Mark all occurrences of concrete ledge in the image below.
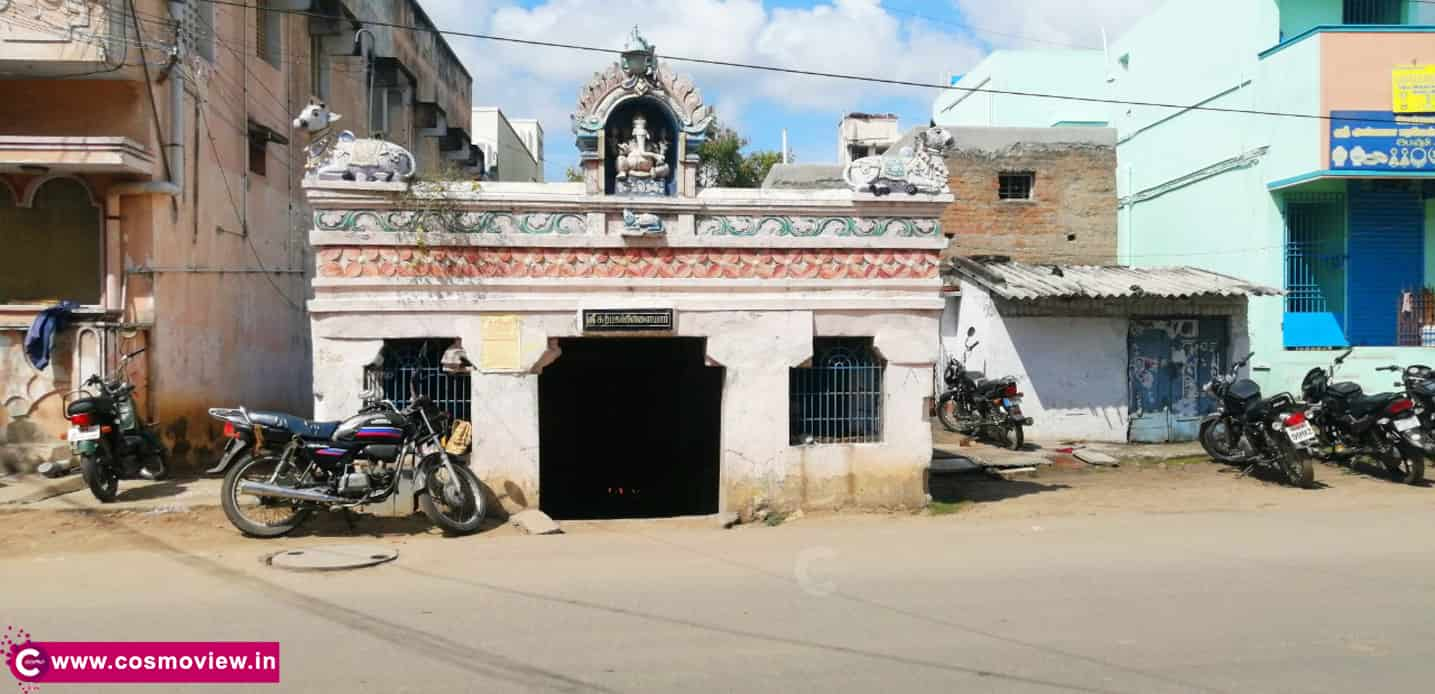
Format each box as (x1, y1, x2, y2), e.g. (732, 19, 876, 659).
(0, 475, 87, 505)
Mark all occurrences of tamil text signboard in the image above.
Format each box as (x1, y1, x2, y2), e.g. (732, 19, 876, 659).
(1329, 110, 1435, 171)
(581, 309, 674, 332)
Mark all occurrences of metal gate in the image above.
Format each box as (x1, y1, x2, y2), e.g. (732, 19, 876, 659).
(1128, 318, 1227, 443)
(1346, 182, 1424, 346)
(368, 339, 472, 422)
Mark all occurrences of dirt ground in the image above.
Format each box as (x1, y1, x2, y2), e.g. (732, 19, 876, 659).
(4, 449, 1432, 561)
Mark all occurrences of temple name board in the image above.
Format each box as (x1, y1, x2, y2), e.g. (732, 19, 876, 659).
(582, 309, 674, 332)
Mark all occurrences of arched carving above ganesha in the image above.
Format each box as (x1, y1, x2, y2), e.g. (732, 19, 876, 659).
(572, 27, 715, 141)
(572, 27, 715, 198)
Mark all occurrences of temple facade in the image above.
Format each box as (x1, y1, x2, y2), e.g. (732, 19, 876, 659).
(302, 29, 952, 518)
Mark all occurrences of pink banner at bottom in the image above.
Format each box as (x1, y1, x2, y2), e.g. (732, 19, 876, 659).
(8, 642, 280, 684)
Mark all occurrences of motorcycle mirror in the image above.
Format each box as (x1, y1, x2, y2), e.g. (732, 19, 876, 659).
(965, 327, 976, 338)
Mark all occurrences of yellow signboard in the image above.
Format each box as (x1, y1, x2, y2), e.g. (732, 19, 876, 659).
(1394, 65, 1435, 114)
(479, 315, 521, 371)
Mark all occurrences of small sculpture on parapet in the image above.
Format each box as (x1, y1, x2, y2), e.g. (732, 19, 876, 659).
(293, 101, 416, 183)
(843, 127, 953, 196)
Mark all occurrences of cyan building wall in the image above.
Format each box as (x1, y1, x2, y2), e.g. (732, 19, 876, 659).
(933, 50, 1109, 129)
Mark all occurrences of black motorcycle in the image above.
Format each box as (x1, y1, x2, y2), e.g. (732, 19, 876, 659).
(211, 389, 484, 537)
(936, 328, 1032, 450)
(1300, 350, 1425, 485)
(1394, 364, 1435, 447)
(63, 348, 168, 501)
(1198, 351, 1317, 488)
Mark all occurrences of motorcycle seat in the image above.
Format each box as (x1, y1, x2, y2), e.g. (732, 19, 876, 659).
(249, 411, 340, 441)
(1327, 381, 1363, 399)
(66, 396, 115, 417)
(1348, 392, 1401, 417)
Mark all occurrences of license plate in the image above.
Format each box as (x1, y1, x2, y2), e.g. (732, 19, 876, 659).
(1286, 422, 1317, 445)
(68, 426, 101, 442)
(1395, 417, 1420, 432)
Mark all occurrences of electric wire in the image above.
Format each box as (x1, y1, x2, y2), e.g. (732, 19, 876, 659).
(190, 0, 1427, 128)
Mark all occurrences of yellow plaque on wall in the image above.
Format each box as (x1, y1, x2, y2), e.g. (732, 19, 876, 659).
(480, 315, 521, 371)
(1394, 65, 1435, 114)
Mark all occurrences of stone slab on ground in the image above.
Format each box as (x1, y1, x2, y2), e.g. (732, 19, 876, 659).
(929, 456, 982, 474)
(267, 544, 398, 572)
(1074, 450, 1119, 466)
(0, 475, 87, 505)
(932, 443, 1047, 469)
(511, 509, 563, 535)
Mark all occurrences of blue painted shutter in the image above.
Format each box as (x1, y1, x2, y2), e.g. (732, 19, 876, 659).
(1346, 184, 1424, 346)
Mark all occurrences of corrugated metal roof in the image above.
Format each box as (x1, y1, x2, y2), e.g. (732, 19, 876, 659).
(945, 256, 1282, 301)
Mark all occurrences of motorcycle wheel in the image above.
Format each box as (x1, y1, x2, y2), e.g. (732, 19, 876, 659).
(1199, 418, 1243, 463)
(1280, 443, 1316, 489)
(1382, 442, 1425, 485)
(997, 423, 1024, 451)
(80, 440, 119, 503)
(418, 462, 485, 535)
(936, 398, 963, 433)
(221, 453, 311, 538)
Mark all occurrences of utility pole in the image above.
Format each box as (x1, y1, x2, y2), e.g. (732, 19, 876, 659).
(781, 128, 788, 164)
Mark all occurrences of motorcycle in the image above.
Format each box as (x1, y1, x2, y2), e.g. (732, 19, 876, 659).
(212, 389, 485, 537)
(936, 328, 1032, 450)
(1299, 350, 1426, 485)
(204, 405, 335, 477)
(1198, 351, 1317, 488)
(62, 348, 169, 501)
(1394, 363, 1435, 448)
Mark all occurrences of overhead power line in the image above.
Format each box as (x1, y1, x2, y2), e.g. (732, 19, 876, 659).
(191, 0, 1426, 127)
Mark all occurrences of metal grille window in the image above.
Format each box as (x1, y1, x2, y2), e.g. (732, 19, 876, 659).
(1343, 0, 1403, 24)
(1283, 193, 1345, 315)
(998, 172, 1034, 200)
(368, 339, 472, 422)
(790, 338, 884, 445)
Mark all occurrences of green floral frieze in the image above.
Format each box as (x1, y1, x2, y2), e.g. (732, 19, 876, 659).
(696, 216, 941, 238)
(314, 210, 586, 235)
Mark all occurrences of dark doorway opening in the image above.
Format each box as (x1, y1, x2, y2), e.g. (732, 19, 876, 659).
(539, 338, 722, 519)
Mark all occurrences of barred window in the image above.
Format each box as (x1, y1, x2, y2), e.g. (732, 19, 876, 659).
(789, 338, 884, 445)
(998, 172, 1034, 200)
(367, 339, 472, 423)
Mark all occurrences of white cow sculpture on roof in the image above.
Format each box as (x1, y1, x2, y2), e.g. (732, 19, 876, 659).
(293, 101, 416, 182)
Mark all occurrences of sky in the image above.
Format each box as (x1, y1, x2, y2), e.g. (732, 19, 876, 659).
(418, 0, 1164, 178)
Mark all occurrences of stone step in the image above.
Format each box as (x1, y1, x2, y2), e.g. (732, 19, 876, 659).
(0, 442, 72, 474)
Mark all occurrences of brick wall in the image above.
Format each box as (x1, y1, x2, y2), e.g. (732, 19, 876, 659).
(939, 132, 1117, 265)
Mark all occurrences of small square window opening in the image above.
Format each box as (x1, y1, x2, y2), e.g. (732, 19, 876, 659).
(998, 172, 1034, 200)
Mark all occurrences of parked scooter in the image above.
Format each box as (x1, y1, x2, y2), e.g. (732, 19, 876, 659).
(936, 327, 1032, 450)
(62, 348, 169, 501)
(1198, 351, 1317, 488)
(1298, 350, 1426, 484)
(211, 389, 484, 537)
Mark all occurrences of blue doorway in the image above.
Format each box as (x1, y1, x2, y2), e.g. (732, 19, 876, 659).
(1128, 318, 1228, 443)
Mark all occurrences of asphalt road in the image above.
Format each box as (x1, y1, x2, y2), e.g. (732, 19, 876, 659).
(4, 505, 1435, 693)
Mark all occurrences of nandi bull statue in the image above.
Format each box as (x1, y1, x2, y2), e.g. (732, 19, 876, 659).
(842, 127, 953, 196)
(292, 101, 416, 182)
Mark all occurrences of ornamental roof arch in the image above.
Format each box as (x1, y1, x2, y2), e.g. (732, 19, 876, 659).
(571, 27, 716, 140)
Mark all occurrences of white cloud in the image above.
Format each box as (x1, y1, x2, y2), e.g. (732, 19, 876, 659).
(949, 0, 1165, 50)
(420, 1, 1167, 168)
